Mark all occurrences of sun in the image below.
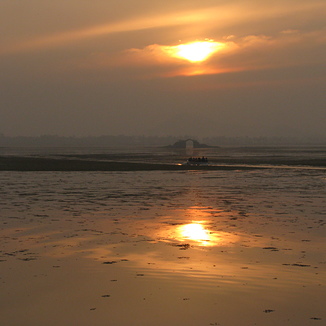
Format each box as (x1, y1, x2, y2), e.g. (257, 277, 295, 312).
(169, 40, 223, 63)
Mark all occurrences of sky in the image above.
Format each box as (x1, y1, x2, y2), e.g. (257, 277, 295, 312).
(1, 0, 325, 138)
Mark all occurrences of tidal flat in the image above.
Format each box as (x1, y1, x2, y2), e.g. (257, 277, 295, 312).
(0, 164, 325, 325)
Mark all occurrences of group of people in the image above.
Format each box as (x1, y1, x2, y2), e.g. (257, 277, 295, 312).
(187, 156, 209, 163)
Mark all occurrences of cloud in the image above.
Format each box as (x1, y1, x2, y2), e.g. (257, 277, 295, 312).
(0, 8, 215, 55)
(2, 1, 324, 56)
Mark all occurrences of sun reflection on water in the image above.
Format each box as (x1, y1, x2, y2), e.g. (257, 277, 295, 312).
(178, 223, 210, 244)
(175, 222, 221, 246)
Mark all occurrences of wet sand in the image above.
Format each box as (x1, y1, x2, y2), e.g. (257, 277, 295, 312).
(0, 156, 265, 171)
(0, 168, 325, 325)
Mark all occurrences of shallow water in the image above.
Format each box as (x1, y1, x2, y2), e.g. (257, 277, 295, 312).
(0, 167, 325, 326)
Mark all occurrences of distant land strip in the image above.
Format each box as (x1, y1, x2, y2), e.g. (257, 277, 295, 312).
(0, 156, 265, 171)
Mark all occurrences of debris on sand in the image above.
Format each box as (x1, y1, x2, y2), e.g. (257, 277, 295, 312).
(262, 246, 279, 251)
(102, 261, 117, 264)
(292, 263, 311, 267)
(171, 243, 190, 250)
(102, 259, 129, 265)
(263, 309, 275, 313)
(18, 257, 37, 261)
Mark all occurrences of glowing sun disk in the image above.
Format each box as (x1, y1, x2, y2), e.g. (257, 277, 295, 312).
(171, 41, 222, 62)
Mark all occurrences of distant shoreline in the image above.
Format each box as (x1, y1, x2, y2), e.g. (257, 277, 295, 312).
(1, 134, 325, 148)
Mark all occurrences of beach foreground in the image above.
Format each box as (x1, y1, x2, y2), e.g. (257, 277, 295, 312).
(0, 167, 325, 326)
